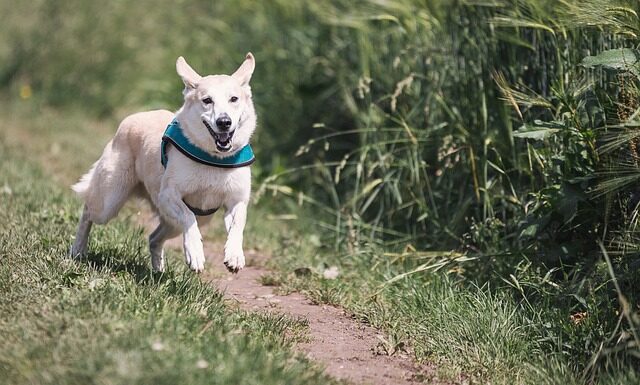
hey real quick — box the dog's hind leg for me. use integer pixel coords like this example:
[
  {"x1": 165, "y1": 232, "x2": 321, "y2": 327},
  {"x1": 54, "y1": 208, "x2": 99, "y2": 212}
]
[
  {"x1": 73, "y1": 137, "x2": 139, "y2": 225},
  {"x1": 70, "y1": 205, "x2": 93, "y2": 258},
  {"x1": 149, "y1": 219, "x2": 180, "y2": 272},
  {"x1": 71, "y1": 139, "x2": 138, "y2": 259}
]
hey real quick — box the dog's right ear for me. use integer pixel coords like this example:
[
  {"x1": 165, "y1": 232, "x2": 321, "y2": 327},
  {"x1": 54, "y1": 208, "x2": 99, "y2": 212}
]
[{"x1": 176, "y1": 56, "x2": 202, "y2": 90}]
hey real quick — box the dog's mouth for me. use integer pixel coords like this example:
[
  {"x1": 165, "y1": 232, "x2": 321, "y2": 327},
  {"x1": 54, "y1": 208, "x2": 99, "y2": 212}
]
[{"x1": 203, "y1": 120, "x2": 234, "y2": 152}]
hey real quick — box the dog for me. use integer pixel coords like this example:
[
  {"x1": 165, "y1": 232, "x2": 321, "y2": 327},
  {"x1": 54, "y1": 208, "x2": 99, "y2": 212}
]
[{"x1": 70, "y1": 53, "x2": 257, "y2": 273}]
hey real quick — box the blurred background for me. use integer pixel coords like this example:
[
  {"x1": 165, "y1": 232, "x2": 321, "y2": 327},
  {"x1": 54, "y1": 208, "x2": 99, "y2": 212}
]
[{"x1": 1, "y1": 0, "x2": 640, "y2": 383}]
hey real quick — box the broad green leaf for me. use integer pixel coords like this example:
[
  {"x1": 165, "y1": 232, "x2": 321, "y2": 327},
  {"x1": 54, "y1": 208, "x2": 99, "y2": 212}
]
[
  {"x1": 520, "y1": 223, "x2": 539, "y2": 238},
  {"x1": 581, "y1": 48, "x2": 640, "y2": 77},
  {"x1": 513, "y1": 123, "x2": 561, "y2": 140}
]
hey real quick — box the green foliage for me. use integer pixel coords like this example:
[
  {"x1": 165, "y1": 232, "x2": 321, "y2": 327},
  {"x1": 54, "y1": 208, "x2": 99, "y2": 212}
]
[
  {"x1": 2, "y1": 0, "x2": 640, "y2": 383},
  {"x1": 0, "y1": 0, "x2": 337, "y2": 169},
  {"x1": 582, "y1": 48, "x2": 640, "y2": 78},
  {"x1": 513, "y1": 121, "x2": 562, "y2": 140},
  {"x1": 255, "y1": 0, "x2": 640, "y2": 383}
]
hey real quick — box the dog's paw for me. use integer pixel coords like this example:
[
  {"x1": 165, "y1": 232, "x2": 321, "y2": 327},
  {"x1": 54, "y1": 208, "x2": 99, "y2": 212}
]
[
  {"x1": 223, "y1": 243, "x2": 245, "y2": 274},
  {"x1": 183, "y1": 233, "x2": 205, "y2": 273},
  {"x1": 69, "y1": 244, "x2": 86, "y2": 259}
]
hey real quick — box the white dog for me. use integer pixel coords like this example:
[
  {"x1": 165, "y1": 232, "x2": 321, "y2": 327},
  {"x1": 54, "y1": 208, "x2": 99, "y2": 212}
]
[{"x1": 70, "y1": 53, "x2": 257, "y2": 273}]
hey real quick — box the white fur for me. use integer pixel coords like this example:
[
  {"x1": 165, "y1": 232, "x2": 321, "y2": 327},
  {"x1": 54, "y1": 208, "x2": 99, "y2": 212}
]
[{"x1": 70, "y1": 53, "x2": 257, "y2": 273}]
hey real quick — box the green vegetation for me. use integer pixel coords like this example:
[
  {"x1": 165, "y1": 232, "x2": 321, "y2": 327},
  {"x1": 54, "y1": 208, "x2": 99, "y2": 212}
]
[
  {"x1": 2, "y1": 0, "x2": 640, "y2": 384},
  {"x1": 0, "y1": 142, "x2": 338, "y2": 384},
  {"x1": 263, "y1": 1, "x2": 640, "y2": 383}
]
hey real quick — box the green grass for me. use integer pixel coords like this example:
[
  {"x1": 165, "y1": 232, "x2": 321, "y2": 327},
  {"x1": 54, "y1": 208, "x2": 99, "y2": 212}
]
[
  {"x1": 241, "y1": 1, "x2": 640, "y2": 383},
  {"x1": 2, "y1": 1, "x2": 640, "y2": 383},
  {"x1": 0, "y1": 138, "x2": 338, "y2": 384},
  {"x1": 259, "y1": 231, "x2": 640, "y2": 385}
]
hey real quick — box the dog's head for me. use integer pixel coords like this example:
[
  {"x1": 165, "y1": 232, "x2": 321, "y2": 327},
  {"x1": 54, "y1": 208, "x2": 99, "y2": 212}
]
[{"x1": 175, "y1": 53, "x2": 256, "y2": 155}]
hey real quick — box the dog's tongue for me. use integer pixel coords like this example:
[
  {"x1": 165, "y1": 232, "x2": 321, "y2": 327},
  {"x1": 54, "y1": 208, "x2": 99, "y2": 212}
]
[{"x1": 217, "y1": 132, "x2": 230, "y2": 142}]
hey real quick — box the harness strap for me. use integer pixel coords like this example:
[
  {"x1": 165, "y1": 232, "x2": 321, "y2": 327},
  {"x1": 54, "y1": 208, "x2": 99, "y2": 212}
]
[{"x1": 184, "y1": 202, "x2": 218, "y2": 216}]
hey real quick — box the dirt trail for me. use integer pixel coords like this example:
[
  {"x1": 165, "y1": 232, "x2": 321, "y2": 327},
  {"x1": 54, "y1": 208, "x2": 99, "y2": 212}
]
[
  {"x1": 142, "y1": 212, "x2": 441, "y2": 385},
  {"x1": 211, "y1": 266, "x2": 434, "y2": 385}
]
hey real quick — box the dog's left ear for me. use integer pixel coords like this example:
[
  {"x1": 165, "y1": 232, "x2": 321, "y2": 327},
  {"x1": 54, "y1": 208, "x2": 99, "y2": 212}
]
[{"x1": 231, "y1": 53, "x2": 255, "y2": 87}]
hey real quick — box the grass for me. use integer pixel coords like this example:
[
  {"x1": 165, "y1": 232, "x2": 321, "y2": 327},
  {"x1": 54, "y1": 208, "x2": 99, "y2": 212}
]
[
  {"x1": 0, "y1": 106, "x2": 338, "y2": 384},
  {"x1": 2, "y1": 1, "x2": 640, "y2": 384},
  {"x1": 249, "y1": 1, "x2": 640, "y2": 383},
  {"x1": 259, "y1": 235, "x2": 640, "y2": 385},
  {"x1": 2, "y1": 95, "x2": 636, "y2": 384}
]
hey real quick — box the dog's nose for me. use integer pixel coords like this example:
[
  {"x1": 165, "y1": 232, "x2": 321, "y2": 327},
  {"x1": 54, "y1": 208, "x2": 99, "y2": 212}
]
[{"x1": 216, "y1": 114, "x2": 232, "y2": 131}]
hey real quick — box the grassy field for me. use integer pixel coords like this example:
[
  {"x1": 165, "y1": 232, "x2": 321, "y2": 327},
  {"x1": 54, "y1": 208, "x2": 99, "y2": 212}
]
[
  {"x1": 0, "y1": 105, "x2": 337, "y2": 384},
  {"x1": 2, "y1": 99, "x2": 634, "y2": 384},
  {"x1": 2, "y1": 0, "x2": 640, "y2": 384}
]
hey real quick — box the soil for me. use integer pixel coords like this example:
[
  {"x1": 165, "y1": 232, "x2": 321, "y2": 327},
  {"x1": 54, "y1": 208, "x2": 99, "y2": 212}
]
[
  {"x1": 140, "y1": 210, "x2": 448, "y2": 385},
  {"x1": 209, "y1": 267, "x2": 437, "y2": 385}
]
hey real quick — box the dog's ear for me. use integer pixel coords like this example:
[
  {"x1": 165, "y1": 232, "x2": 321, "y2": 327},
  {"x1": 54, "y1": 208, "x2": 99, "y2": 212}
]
[
  {"x1": 231, "y1": 53, "x2": 255, "y2": 87},
  {"x1": 176, "y1": 56, "x2": 202, "y2": 90}
]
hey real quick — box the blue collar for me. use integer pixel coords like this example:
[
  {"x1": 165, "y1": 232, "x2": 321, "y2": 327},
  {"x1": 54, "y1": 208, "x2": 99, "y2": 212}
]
[{"x1": 161, "y1": 119, "x2": 255, "y2": 169}]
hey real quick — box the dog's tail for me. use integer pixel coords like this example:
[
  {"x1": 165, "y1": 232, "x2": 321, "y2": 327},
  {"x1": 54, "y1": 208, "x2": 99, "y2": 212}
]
[{"x1": 71, "y1": 161, "x2": 98, "y2": 200}]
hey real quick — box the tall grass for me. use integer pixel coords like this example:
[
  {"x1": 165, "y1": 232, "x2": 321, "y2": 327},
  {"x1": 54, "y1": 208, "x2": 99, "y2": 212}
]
[
  {"x1": 260, "y1": 0, "x2": 640, "y2": 382},
  {"x1": 2, "y1": 0, "x2": 640, "y2": 382}
]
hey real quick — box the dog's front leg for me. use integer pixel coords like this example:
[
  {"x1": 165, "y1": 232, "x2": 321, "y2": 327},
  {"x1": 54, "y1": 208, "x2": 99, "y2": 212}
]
[
  {"x1": 157, "y1": 187, "x2": 205, "y2": 273},
  {"x1": 223, "y1": 201, "x2": 248, "y2": 273}
]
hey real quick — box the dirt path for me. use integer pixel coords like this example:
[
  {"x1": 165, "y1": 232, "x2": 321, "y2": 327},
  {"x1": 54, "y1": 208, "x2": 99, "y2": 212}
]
[
  {"x1": 140, "y1": 211, "x2": 443, "y2": 385},
  {"x1": 209, "y1": 266, "x2": 433, "y2": 385}
]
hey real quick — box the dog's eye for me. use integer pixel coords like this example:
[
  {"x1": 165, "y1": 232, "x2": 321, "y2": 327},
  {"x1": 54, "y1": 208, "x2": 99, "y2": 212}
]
[
  {"x1": 230, "y1": 96, "x2": 238, "y2": 103},
  {"x1": 202, "y1": 97, "x2": 213, "y2": 105}
]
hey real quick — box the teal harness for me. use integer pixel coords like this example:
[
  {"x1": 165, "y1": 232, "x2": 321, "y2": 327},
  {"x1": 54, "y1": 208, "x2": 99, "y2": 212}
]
[{"x1": 161, "y1": 119, "x2": 255, "y2": 216}]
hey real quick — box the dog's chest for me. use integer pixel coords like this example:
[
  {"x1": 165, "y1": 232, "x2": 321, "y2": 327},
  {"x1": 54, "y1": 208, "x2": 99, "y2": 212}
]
[{"x1": 177, "y1": 164, "x2": 251, "y2": 211}]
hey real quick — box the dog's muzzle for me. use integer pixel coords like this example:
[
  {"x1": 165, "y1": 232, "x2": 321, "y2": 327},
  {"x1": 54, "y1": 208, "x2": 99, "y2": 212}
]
[{"x1": 203, "y1": 120, "x2": 234, "y2": 152}]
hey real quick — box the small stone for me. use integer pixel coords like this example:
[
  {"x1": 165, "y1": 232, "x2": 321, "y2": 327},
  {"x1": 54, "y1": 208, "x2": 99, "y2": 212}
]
[
  {"x1": 50, "y1": 142, "x2": 61, "y2": 156},
  {"x1": 151, "y1": 341, "x2": 165, "y2": 351},
  {"x1": 196, "y1": 359, "x2": 208, "y2": 369},
  {"x1": 323, "y1": 266, "x2": 340, "y2": 280},
  {"x1": 1, "y1": 184, "x2": 12, "y2": 195}
]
